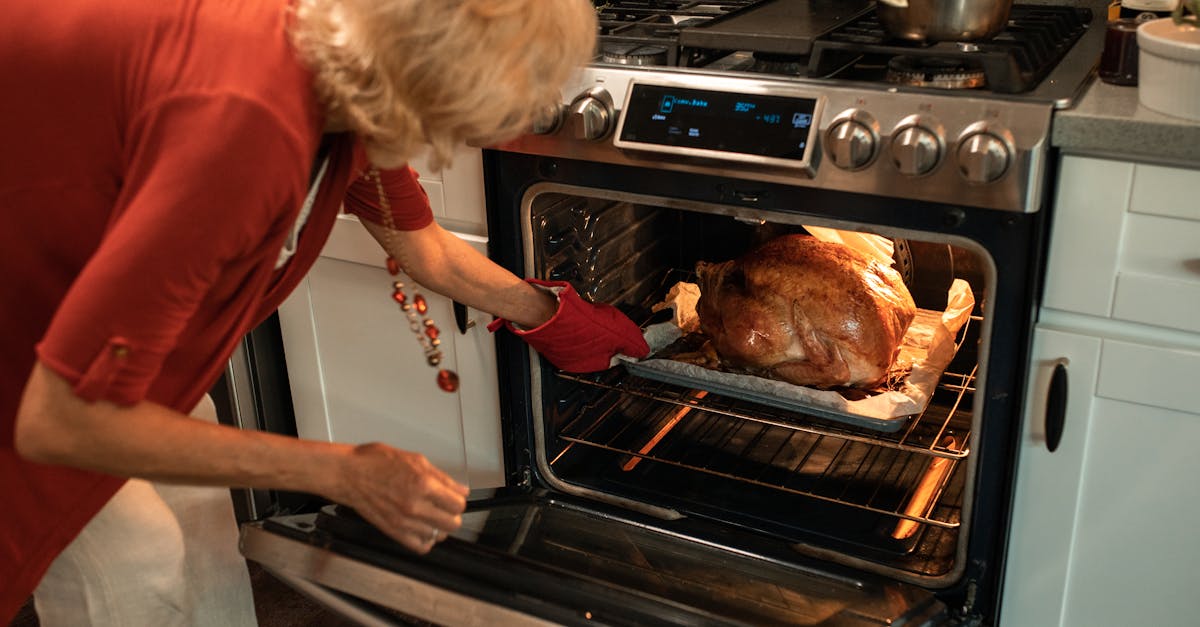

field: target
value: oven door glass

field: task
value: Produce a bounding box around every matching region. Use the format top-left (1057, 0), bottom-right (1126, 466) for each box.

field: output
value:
top-left (241, 489), bottom-right (946, 626)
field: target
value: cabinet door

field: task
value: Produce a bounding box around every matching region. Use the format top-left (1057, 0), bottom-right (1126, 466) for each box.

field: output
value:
top-left (1000, 327), bottom-right (1100, 627)
top-left (1060, 397), bottom-right (1200, 627)
top-left (278, 225), bottom-right (503, 488)
top-left (1003, 327), bottom-right (1200, 626)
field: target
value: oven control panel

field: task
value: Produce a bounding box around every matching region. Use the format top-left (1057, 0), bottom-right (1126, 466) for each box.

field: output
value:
top-left (510, 66), bottom-right (1055, 213)
top-left (612, 79), bottom-right (824, 176)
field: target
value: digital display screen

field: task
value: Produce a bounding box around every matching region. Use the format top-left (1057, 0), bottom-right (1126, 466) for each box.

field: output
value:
top-left (618, 84), bottom-right (819, 163)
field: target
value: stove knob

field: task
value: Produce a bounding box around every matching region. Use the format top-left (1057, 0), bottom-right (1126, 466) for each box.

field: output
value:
top-left (567, 87), bottom-right (614, 141)
top-left (956, 124), bottom-right (1014, 184)
top-left (825, 111), bottom-right (879, 171)
top-left (531, 102), bottom-right (564, 135)
top-left (890, 124), bottom-right (943, 177)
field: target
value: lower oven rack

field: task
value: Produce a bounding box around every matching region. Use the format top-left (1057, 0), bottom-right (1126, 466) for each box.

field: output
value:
top-left (553, 363), bottom-right (975, 530)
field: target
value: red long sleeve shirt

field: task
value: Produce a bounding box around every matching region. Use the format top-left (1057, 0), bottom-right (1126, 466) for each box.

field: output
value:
top-left (0, 0), bottom-right (433, 618)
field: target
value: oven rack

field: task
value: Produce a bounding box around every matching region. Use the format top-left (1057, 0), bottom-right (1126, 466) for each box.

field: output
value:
top-left (556, 362), bottom-right (975, 460)
top-left (553, 373), bottom-right (968, 529)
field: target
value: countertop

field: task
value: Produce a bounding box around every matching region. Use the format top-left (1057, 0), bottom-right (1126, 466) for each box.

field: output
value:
top-left (1052, 77), bottom-right (1200, 168)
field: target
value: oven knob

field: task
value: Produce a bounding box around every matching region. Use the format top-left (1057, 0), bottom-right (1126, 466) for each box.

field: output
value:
top-left (567, 87), bottom-right (615, 141)
top-left (890, 124), bottom-right (942, 176)
top-left (531, 102), bottom-right (564, 135)
top-left (956, 124), bottom-right (1014, 184)
top-left (825, 112), bottom-right (879, 171)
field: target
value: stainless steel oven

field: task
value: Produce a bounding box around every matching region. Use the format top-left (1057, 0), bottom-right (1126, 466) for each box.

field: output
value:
top-left (241, 2), bottom-right (1106, 625)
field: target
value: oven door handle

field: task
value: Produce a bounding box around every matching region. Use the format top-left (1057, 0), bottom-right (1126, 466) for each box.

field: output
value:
top-left (453, 300), bottom-right (475, 335)
top-left (1044, 358), bottom-right (1069, 453)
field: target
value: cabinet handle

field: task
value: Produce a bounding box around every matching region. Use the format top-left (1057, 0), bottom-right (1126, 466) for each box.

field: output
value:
top-left (1044, 359), bottom-right (1069, 453)
top-left (453, 301), bottom-right (475, 335)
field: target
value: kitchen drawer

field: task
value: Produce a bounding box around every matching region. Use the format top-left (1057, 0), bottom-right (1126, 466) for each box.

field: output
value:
top-left (1111, 212), bottom-right (1200, 334)
top-left (1044, 156), bottom-right (1200, 333)
top-left (320, 211), bottom-right (490, 270)
top-left (410, 146), bottom-right (487, 233)
top-left (1129, 163), bottom-right (1200, 222)
top-left (1097, 339), bottom-right (1200, 416)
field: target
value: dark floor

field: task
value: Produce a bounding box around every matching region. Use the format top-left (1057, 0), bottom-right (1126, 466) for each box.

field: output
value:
top-left (9, 561), bottom-right (361, 627)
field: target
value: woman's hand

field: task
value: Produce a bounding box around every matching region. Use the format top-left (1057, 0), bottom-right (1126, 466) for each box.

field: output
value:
top-left (331, 443), bottom-right (470, 554)
top-left (488, 279), bottom-right (650, 372)
top-left (17, 362), bottom-right (469, 555)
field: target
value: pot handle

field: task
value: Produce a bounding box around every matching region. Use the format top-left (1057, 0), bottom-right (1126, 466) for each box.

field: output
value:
top-left (1044, 358), bottom-right (1069, 453)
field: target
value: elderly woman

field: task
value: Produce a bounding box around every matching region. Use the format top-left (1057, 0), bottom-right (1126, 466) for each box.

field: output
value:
top-left (0, 0), bottom-right (644, 624)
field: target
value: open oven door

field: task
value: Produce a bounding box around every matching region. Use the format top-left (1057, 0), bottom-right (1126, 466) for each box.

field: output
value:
top-left (240, 488), bottom-right (951, 626)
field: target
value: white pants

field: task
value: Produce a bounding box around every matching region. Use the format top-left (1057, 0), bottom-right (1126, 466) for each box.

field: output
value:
top-left (32, 395), bottom-right (258, 627)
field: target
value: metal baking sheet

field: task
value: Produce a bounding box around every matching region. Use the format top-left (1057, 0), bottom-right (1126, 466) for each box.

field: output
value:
top-left (623, 359), bottom-right (913, 431)
top-left (678, 0), bottom-right (873, 57)
top-left (617, 280), bottom-right (976, 433)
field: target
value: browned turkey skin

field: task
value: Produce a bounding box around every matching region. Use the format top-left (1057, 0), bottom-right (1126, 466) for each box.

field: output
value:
top-left (695, 235), bottom-right (916, 389)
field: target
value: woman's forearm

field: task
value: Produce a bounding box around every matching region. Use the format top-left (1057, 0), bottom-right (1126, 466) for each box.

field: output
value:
top-left (15, 361), bottom-right (350, 498)
top-left (361, 219), bottom-right (557, 328)
top-left (16, 361), bottom-right (470, 553)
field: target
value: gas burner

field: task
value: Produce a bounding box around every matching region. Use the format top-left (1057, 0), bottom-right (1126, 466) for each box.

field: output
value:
top-left (601, 42), bottom-right (671, 66)
top-left (747, 52), bottom-right (806, 76)
top-left (885, 56), bottom-right (986, 90)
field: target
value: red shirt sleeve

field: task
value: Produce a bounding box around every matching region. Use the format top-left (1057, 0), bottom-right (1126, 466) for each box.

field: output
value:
top-left (342, 147), bottom-right (435, 231)
top-left (35, 93), bottom-right (308, 404)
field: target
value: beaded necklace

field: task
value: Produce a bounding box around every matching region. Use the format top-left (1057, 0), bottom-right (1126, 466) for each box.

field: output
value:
top-left (368, 168), bottom-right (460, 393)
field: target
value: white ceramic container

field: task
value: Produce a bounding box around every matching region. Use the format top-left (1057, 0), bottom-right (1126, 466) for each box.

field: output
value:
top-left (1137, 17), bottom-right (1200, 120)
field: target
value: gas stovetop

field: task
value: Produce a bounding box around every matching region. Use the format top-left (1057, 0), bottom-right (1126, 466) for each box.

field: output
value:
top-left (501, 2), bottom-right (1107, 215)
top-left (593, 0), bottom-right (1104, 104)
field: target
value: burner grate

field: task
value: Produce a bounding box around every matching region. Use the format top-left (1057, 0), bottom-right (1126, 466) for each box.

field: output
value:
top-left (809, 5), bottom-right (1091, 93)
top-left (595, 0), bottom-right (763, 67)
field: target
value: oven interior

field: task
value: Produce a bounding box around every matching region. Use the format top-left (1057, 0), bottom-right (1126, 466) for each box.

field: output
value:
top-left (525, 191), bottom-right (990, 586)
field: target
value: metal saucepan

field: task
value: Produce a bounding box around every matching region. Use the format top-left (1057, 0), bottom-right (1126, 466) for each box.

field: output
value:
top-left (876, 0), bottom-right (1014, 42)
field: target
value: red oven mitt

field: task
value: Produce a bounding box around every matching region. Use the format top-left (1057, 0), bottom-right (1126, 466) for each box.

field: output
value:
top-left (487, 279), bottom-right (650, 372)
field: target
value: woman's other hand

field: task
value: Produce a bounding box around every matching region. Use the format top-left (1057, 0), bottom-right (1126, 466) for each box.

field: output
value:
top-left (332, 443), bottom-right (469, 554)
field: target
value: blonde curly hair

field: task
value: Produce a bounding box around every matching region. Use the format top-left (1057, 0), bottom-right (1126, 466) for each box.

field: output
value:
top-left (291, 0), bottom-right (597, 170)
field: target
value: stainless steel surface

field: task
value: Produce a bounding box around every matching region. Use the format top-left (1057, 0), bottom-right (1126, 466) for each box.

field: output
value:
top-left (530, 102), bottom-right (563, 135)
top-left (247, 497), bottom-right (954, 625)
top-left (240, 524), bottom-right (557, 627)
top-left (503, 65), bottom-right (1053, 212)
top-left (876, 0), bottom-right (1015, 42)
top-left (890, 115), bottom-right (945, 177)
top-left (566, 86), bottom-right (614, 141)
top-left (955, 121), bottom-right (1017, 184)
top-left (266, 569), bottom-right (398, 627)
top-left (824, 108), bottom-right (880, 171)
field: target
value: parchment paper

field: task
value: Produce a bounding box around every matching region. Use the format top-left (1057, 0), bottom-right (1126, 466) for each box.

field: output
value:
top-left (616, 279), bottom-right (976, 432)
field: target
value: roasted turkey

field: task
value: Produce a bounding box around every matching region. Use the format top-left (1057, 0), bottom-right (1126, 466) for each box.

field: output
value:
top-left (695, 235), bottom-right (916, 389)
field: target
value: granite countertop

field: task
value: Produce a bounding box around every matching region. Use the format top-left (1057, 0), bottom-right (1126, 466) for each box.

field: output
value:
top-left (1052, 77), bottom-right (1200, 168)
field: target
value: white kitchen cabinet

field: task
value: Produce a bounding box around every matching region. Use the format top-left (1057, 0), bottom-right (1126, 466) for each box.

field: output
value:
top-left (407, 145), bottom-right (488, 235)
top-left (1001, 155), bottom-right (1200, 626)
top-left (1000, 327), bottom-right (1098, 627)
top-left (1003, 325), bottom-right (1200, 627)
top-left (1040, 156), bottom-right (1200, 333)
top-left (278, 213), bottom-right (504, 489)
